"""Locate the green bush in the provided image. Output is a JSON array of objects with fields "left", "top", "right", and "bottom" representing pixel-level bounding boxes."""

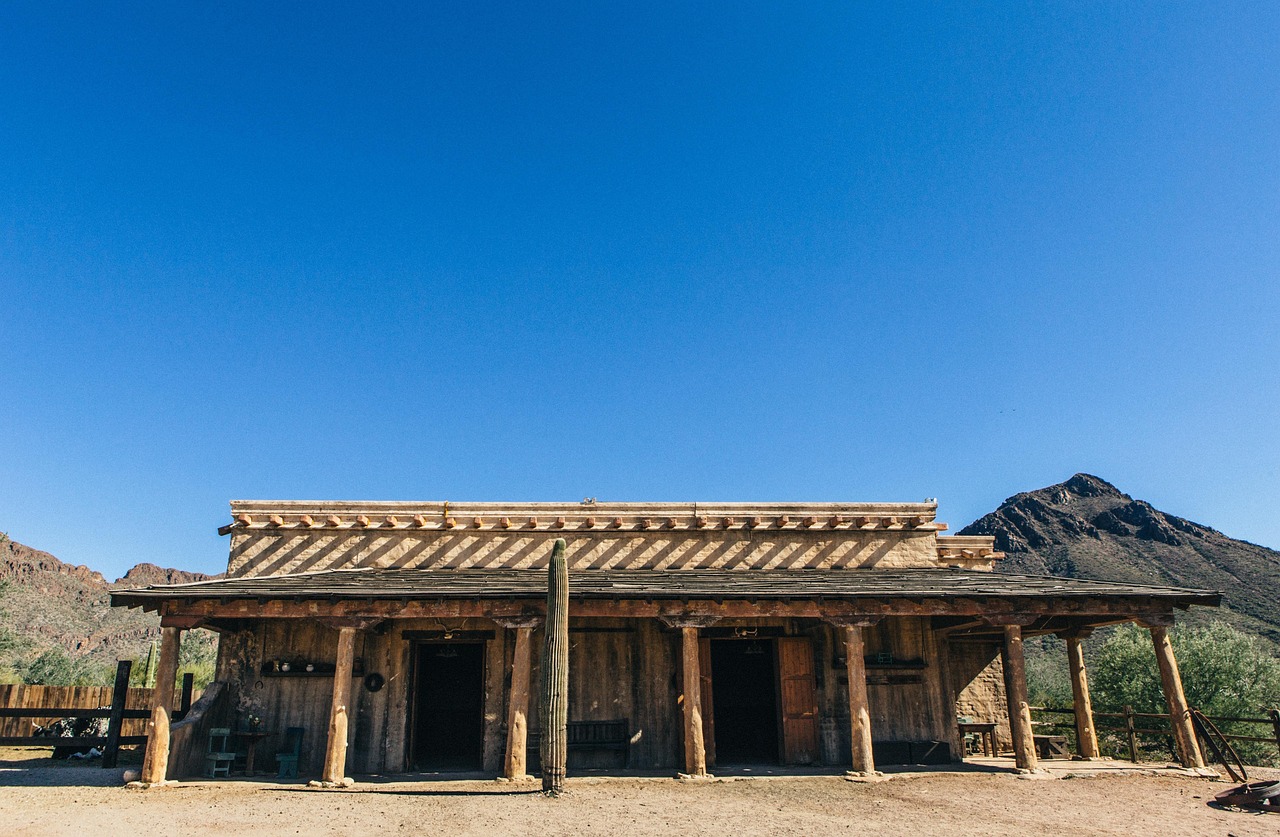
[
  {"left": 16, "top": 647, "right": 112, "bottom": 686},
  {"left": 1091, "top": 622, "right": 1280, "bottom": 765}
]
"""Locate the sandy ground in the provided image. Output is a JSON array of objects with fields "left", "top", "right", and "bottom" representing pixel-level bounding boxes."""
[{"left": 1, "top": 751, "right": 1277, "bottom": 837}]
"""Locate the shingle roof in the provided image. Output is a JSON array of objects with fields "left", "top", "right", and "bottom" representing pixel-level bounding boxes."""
[{"left": 110, "top": 567, "right": 1220, "bottom": 607}]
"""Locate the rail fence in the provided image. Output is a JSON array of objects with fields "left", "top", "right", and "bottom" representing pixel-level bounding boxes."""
[
  {"left": 0, "top": 660, "right": 198, "bottom": 767},
  {"left": 1031, "top": 704, "right": 1280, "bottom": 765}
]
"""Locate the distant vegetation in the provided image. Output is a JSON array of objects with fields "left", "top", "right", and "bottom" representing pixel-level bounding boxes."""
[{"left": 1027, "top": 620, "right": 1280, "bottom": 767}]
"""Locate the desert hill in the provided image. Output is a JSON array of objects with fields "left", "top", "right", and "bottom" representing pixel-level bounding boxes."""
[
  {"left": 0, "top": 535, "right": 218, "bottom": 681},
  {"left": 960, "top": 473, "right": 1280, "bottom": 645}
]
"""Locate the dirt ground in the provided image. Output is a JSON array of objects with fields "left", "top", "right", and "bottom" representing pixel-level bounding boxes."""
[{"left": 1, "top": 751, "right": 1277, "bottom": 837}]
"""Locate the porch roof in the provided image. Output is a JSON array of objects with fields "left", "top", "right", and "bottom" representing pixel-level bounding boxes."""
[{"left": 110, "top": 567, "right": 1220, "bottom": 610}]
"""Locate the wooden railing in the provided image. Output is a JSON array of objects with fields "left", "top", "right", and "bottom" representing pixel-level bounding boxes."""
[
  {"left": 1031, "top": 705, "right": 1280, "bottom": 764},
  {"left": 0, "top": 660, "right": 198, "bottom": 768}
]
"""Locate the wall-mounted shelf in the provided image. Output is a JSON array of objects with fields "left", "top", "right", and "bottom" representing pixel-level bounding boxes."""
[
  {"left": 259, "top": 659, "right": 364, "bottom": 678},
  {"left": 864, "top": 658, "right": 926, "bottom": 670}
]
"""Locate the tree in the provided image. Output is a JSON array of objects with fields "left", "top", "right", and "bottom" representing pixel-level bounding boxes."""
[{"left": 1090, "top": 621, "right": 1280, "bottom": 766}]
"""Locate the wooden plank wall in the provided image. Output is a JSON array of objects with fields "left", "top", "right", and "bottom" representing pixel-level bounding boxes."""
[
  {"left": 805, "top": 617, "right": 957, "bottom": 763},
  {"left": 0, "top": 684, "right": 154, "bottom": 738},
  {"left": 526, "top": 618, "right": 679, "bottom": 770},
  {"left": 216, "top": 614, "right": 963, "bottom": 776}
]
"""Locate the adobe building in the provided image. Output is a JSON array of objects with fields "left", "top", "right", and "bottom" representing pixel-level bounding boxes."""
[{"left": 111, "top": 499, "right": 1219, "bottom": 784}]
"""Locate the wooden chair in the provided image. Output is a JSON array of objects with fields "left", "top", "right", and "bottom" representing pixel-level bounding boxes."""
[
  {"left": 275, "top": 727, "right": 304, "bottom": 780},
  {"left": 205, "top": 728, "right": 237, "bottom": 778}
]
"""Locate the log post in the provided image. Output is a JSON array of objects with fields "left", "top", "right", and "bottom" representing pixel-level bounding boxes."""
[
  {"left": 680, "top": 626, "right": 707, "bottom": 777},
  {"left": 827, "top": 616, "right": 880, "bottom": 775},
  {"left": 1000, "top": 623, "right": 1038, "bottom": 771},
  {"left": 1146, "top": 621, "right": 1203, "bottom": 768},
  {"left": 140, "top": 626, "right": 182, "bottom": 784},
  {"left": 103, "top": 659, "right": 133, "bottom": 769},
  {"left": 322, "top": 626, "right": 358, "bottom": 785},
  {"left": 1062, "top": 631, "right": 1100, "bottom": 758},
  {"left": 844, "top": 625, "right": 875, "bottom": 774},
  {"left": 660, "top": 615, "right": 718, "bottom": 777},
  {"left": 498, "top": 618, "right": 540, "bottom": 780},
  {"left": 177, "top": 672, "right": 195, "bottom": 721}
]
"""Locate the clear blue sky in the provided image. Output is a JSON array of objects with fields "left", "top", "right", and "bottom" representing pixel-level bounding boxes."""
[{"left": 2, "top": 3, "right": 1277, "bottom": 579}]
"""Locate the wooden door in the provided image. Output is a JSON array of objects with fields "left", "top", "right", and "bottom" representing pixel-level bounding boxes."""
[
  {"left": 699, "top": 638, "right": 716, "bottom": 767},
  {"left": 776, "top": 637, "right": 819, "bottom": 764}
]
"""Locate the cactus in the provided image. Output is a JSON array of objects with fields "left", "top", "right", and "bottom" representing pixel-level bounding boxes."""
[
  {"left": 539, "top": 538, "right": 569, "bottom": 794},
  {"left": 142, "top": 640, "right": 158, "bottom": 688}
]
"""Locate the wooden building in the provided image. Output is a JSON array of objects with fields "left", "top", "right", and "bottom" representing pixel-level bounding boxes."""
[{"left": 111, "top": 500, "right": 1220, "bottom": 783}]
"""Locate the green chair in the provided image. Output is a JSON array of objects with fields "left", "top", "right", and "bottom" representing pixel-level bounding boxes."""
[
  {"left": 275, "top": 727, "right": 304, "bottom": 780},
  {"left": 205, "top": 728, "right": 237, "bottom": 778}
]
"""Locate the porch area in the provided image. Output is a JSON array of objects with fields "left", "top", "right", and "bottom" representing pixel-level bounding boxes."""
[{"left": 110, "top": 566, "right": 1219, "bottom": 784}]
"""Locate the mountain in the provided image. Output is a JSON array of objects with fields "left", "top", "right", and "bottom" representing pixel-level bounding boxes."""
[
  {"left": 0, "top": 535, "right": 219, "bottom": 680},
  {"left": 960, "top": 474, "right": 1280, "bottom": 645}
]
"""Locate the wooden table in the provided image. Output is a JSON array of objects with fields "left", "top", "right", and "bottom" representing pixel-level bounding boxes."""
[
  {"left": 233, "top": 730, "right": 272, "bottom": 775},
  {"left": 958, "top": 722, "right": 997, "bottom": 757}
]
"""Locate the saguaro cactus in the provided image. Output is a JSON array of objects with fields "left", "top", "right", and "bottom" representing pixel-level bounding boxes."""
[{"left": 539, "top": 537, "right": 569, "bottom": 794}]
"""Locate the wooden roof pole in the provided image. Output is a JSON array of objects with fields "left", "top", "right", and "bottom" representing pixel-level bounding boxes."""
[
  {"left": 999, "top": 623, "right": 1039, "bottom": 772},
  {"left": 661, "top": 616, "right": 718, "bottom": 778},
  {"left": 680, "top": 626, "right": 708, "bottom": 777},
  {"left": 1060, "top": 629, "right": 1100, "bottom": 759},
  {"left": 833, "top": 619, "right": 882, "bottom": 777},
  {"left": 1144, "top": 619, "right": 1204, "bottom": 768},
  {"left": 496, "top": 617, "right": 541, "bottom": 781},
  {"left": 321, "top": 626, "right": 357, "bottom": 786},
  {"left": 139, "top": 626, "right": 181, "bottom": 785}
]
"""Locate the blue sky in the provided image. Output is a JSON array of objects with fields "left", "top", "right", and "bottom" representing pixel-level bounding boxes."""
[{"left": 2, "top": 3, "right": 1277, "bottom": 579}]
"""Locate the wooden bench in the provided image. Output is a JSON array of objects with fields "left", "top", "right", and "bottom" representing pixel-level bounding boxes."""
[
  {"left": 1033, "top": 734, "right": 1070, "bottom": 759},
  {"left": 528, "top": 719, "right": 630, "bottom": 756}
]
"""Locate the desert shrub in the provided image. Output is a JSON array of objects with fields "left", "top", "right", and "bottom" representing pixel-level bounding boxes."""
[
  {"left": 16, "top": 648, "right": 112, "bottom": 686},
  {"left": 1090, "top": 621, "right": 1280, "bottom": 767}
]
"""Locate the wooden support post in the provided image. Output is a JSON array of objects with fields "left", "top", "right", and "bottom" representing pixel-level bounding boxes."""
[
  {"left": 1266, "top": 708, "right": 1280, "bottom": 759},
  {"left": 1124, "top": 705, "right": 1139, "bottom": 763},
  {"left": 1064, "top": 635, "right": 1100, "bottom": 759},
  {"left": 843, "top": 625, "right": 876, "bottom": 774},
  {"left": 680, "top": 626, "right": 707, "bottom": 777},
  {"left": 140, "top": 627, "right": 181, "bottom": 784},
  {"left": 177, "top": 672, "right": 195, "bottom": 721},
  {"left": 502, "top": 623, "right": 537, "bottom": 779},
  {"left": 1147, "top": 623, "right": 1203, "bottom": 768},
  {"left": 1000, "top": 624, "right": 1038, "bottom": 771},
  {"left": 102, "top": 659, "right": 132, "bottom": 769},
  {"left": 322, "top": 626, "right": 358, "bottom": 785}
]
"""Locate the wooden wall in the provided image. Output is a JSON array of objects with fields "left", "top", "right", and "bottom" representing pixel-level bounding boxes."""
[{"left": 215, "top": 614, "right": 966, "bottom": 777}]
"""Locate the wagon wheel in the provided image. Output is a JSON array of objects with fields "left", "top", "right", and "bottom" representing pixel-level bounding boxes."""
[
  {"left": 1190, "top": 708, "right": 1246, "bottom": 784},
  {"left": 1214, "top": 780, "right": 1280, "bottom": 811}
]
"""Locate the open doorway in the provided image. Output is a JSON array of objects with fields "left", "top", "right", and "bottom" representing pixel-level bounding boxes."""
[
  {"left": 708, "top": 639, "right": 780, "bottom": 764},
  {"left": 410, "top": 642, "right": 484, "bottom": 771}
]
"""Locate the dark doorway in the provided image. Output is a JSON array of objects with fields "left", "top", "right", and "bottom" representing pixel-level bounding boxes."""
[
  {"left": 410, "top": 642, "right": 484, "bottom": 771},
  {"left": 709, "top": 639, "right": 779, "bottom": 764}
]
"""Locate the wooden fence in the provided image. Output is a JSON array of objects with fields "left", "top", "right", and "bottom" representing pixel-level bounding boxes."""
[
  {"left": 1031, "top": 705, "right": 1280, "bottom": 764},
  {"left": 0, "top": 660, "right": 199, "bottom": 767},
  {"left": 0, "top": 684, "right": 154, "bottom": 738}
]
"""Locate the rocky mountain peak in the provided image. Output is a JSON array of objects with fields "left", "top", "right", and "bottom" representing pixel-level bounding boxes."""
[
  {"left": 1061, "top": 473, "right": 1125, "bottom": 499},
  {"left": 113, "top": 562, "right": 215, "bottom": 588},
  {"left": 960, "top": 475, "right": 1280, "bottom": 645}
]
